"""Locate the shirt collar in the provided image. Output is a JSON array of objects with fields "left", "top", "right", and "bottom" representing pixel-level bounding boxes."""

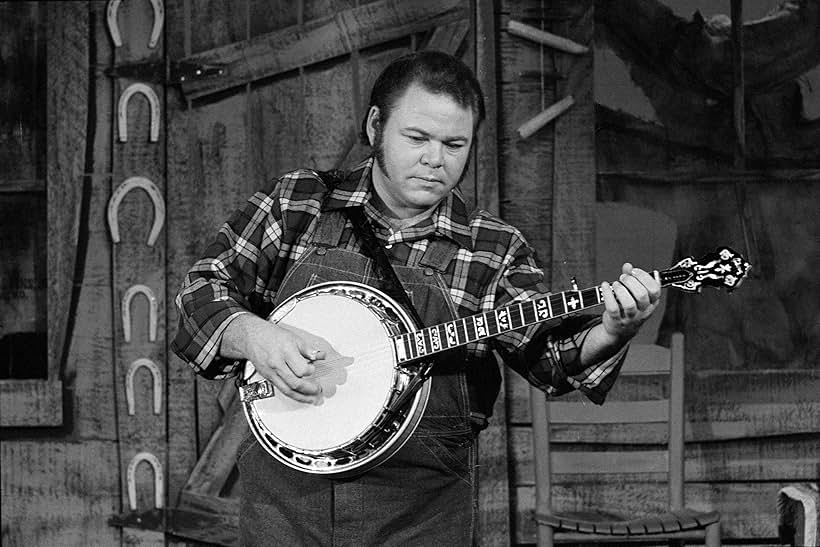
[{"left": 322, "top": 156, "right": 473, "bottom": 250}]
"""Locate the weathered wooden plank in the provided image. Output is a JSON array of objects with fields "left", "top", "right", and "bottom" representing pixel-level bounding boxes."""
[
  {"left": 109, "top": 1, "right": 169, "bottom": 538},
  {"left": 550, "top": 0, "right": 594, "bottom": 289},
  {"left": 510, "top": 427, "right": 820, "bottom": 484},
  {"left": 68, "top": 0, "right": 118, "bottom": 441},
  {"left": 4, "top": 0, "right": 87, "bottom": 429},
  {"left": 180, "top": 0, "right": 468, "bottom": 99},
  {"left": 0, "top": 380, "right": 62, "bottom": 426},
  {"left": 183, "top": 392, "right": 248, "bottom": 496},
  {"left": 474, "top": 0, "right": 500, "bottom": 217},
  {"left": 170, "top": 491, "right": 239, "bottom": 546},
  {"left": 165, "top": 0, "right": 252, "bottom": 514},
  {"left": 508, "top": 369, "right": 820, "bottom": 440},
  {"left": 474, "top": 4, "right": 507, "bottom": 544},
  {"left": 498, "top": 81, "right": 555, "bottom": 264},
  {"left": 46, "top": 0, "right": 87, "bottom": 405},
  {"left": 302, "top": 60, "right": 361, "bottom": 170},
  {"left": 425, "top": 18, "right": 470, "bottom": 56},
  {"left": 0, "top": 440, "right": 120, "bottom": 546},
  {"left": 514, "top": 481, "right": 793, "bottom": 542}
]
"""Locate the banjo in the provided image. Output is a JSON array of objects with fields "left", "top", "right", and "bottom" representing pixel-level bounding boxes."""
[{"left": 239, "top": 246, "right": 751, "bottom": 477}]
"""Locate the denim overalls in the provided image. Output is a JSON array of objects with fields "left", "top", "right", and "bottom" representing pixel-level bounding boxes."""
[{"left": 236, "top": 207, "right": 478, "bottom": 546}]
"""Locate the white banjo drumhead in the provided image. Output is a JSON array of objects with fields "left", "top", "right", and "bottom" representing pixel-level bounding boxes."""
[{"left": 247, "top": 290, "right": 396, "bottom": 452}]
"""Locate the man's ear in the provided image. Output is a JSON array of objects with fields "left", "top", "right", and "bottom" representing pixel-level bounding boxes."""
[{"left": 365, "top": 106, "right": 380, "bottom": 147}]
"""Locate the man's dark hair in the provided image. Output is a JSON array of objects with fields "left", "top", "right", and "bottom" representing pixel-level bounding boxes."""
[{"left": 360, "top": 50, "right": 486, "bottom": 145}]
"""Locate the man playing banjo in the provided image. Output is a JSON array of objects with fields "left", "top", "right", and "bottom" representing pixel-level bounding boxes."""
[{"left": 172, "top": 51, "right": 661, "bottom": 545}]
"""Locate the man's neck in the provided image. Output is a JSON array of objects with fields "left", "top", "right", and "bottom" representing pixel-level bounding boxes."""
[{"left": 370, "top": 191, "right": 436, "bottom": 231}]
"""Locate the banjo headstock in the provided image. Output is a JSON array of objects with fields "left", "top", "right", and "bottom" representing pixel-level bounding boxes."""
[{"left": 659, "top": 246, "right": 752, "bottom": 293}]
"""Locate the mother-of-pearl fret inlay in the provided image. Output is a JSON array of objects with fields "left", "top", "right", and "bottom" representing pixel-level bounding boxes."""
[
  {"left": 415, "top": 331, "right": 425, "bottom": 354},
  {"left": 496, "top": 309, "right": 510, "bottom": 329},
  {"left": 445, "top": 323, "right": 458, "bottom": 345},
  {"left": 474, "top": 315, "right": 488, "bottom": 337},
  {"left": 430, "top": 327, "right": 442, "bottom": 351},
  {"left": 535, "top": 298, "right": 550, "bottom": 319}
]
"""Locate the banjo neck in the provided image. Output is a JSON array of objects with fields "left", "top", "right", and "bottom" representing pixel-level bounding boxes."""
[
  {"left": 393, "top": 281, "right": 607, "bottom": 364},
  {"left": 393, "top": 246, "right": 752, "bottom": 364}
]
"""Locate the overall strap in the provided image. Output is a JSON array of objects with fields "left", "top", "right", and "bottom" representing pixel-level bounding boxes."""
[
  {"left": 310, "top": 210, "right": 347, "bottom": 248},
  {"left": 419, "top": 237, "right": 459, "bottom": 273},
  {"left": 310, "top": 169, "right": 349, "bottom": 248},
  {"left": 343, "top": 207, "right": 426, "bottom": 329}
]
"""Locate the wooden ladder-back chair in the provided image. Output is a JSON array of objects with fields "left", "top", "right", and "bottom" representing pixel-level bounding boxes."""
[{"left": 530, "top": 333, "right": 721, "bottom": 545}]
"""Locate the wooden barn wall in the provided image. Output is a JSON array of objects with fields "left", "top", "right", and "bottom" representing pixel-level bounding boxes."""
[
  {"left": 499, "top": 0, "right": 820, "bottom": 544},
  {"left": 2, "top": 0, "right": 818, "bottom": 546},
  {"left": 2, "top": 1, "right": 121, "bottom": 546}
]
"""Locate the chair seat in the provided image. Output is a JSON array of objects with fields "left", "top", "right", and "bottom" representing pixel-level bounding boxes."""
[{"left": 535, "top": 508, "right": 721, "bottom": 536}]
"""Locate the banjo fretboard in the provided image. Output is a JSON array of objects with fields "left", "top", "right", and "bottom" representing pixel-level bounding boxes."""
[
  {"left": 393, "top": 286, "right": 604, "bottom": 363},
  {"left": 392, "top": 244, "right": 751, "bottom": 364}
]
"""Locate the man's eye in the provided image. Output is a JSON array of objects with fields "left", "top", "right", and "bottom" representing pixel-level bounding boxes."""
[
  {"left": 446, "top": 143, "right": 464, "bottom": 150},
  {"left": 408, "top": 135, "right": 426, "bottom": 143}
]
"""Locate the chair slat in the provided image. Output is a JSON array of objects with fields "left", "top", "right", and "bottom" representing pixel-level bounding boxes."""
[
  {"left": 551, "top": 449, "right": 668, "bottom": 475},
  {"left": 549, "top": 400, "right": 668, "bottom": 424},
  {"left": 619, "top": 344, "right": 672, "bottom": 375}
]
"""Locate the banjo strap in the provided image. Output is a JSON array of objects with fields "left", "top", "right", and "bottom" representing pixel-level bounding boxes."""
[
  {"left": 344, "top": 207, "right": 426, "bottom": 327},
  {"left": 317, "top": 169, "right": 428, "bottom": 330}
]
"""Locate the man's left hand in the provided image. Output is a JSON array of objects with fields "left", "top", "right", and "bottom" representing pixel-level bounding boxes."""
[{"left": 600, "top": 263, "right": 662, "bottom": 342}]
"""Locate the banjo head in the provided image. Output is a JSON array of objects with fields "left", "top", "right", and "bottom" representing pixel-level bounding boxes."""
[{"left": 241, "top": 281, "right": 430, "bottom": 476}]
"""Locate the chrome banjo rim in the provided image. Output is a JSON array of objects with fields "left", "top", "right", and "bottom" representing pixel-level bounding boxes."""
[{"left": 242, "top": 281, "right": 431, "bottom": 477}]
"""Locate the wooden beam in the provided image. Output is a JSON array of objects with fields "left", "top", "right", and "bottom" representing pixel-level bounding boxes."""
[
  {"left": 0, "top": 380, "right": 63, "bottom": 427},
  {"left": 598, "top": 169, "right": 820, "bottom": 184},
  {"left": 169, "top": 491, "right": 238, "bottom": 546},
  {"left": 180, "top": 0, "right": 468, "bottom": 99},
  {"left": 474, "top": 1, "right": 507, "bottom": 543},
  {"left": 508, "top": 369, "right": 820, "bottom": 441},
  {"left": 731, "top": 0, "right": 746, "bottom": 165},
  {"left": 510, "top": 428, "right": 820, "bottom": 484}
]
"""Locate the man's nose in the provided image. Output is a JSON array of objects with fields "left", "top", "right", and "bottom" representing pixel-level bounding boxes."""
[{"left": 421, "top": 142, "right": 444, "bottom": 168}]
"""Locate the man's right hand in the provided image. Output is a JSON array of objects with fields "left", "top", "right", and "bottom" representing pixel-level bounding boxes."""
[{"left": 222, "top": 313, "right": 327, "bottom": 404}]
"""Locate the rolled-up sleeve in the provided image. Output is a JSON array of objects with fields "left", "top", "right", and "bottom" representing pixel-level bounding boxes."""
[
  {"left": 491, "top": 235, "right": 628, "bottom": 405},
  {"left": 171, "top": 187, "right": 284, "bottom": 379}
]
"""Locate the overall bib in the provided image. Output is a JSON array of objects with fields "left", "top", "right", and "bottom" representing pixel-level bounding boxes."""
[{"left": 236, "top": 208, "right": 477, "bottom": 546}]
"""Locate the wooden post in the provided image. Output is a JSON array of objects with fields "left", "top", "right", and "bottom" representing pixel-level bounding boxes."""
[
  {"left": 109, "top": 0, "right": 168, "bottom": 543},
  {"left": 474, "top": 3, "right": 509, "bottom": 544}
]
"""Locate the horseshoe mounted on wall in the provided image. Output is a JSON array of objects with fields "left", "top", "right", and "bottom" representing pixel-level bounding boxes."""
[
  {"left": 126, "top": 451, "right": 164, "bottom": 510},
  {"left": 125, "top": 358, "right": 162, "bottom": 415},
  {"left": 121, "top": 284, "right": 158, "bottom": 343},
  {"left": 117, "top": 83, "right": 160, "bottom": 142},
  {"left": 107, "top": 176, "right": 165, "bottom": 247},
  {"left": 107, "top": 0, "right": 164, "bottom": 49}
]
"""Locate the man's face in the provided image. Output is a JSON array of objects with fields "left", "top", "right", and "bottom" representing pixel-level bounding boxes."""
[{"left": 367, "top": 83, "right": 474, "bottom": 219}]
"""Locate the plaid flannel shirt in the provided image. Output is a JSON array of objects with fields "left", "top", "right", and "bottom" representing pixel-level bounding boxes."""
[{"left": 172, "top": 157, "right": 627, "bottom": 403}]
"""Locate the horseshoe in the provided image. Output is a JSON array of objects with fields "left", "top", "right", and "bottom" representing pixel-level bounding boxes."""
[
  {"left": 117, "top": 83, "right": 160, "bottom": 142},
  {"left": 107, "top": 176, "right": 165, "bottom": 247},
  {"left": 126, "top": 451, "right": 164, "bottom": 510},
  {"left": 121, "top": 284, "right": 158, "bottom": 343},
  {"left": 107, "top": 0, "right": 164, "bottom": 49},
  {"left": 125, "top": 358, "right": 162, "bottom": 416}
]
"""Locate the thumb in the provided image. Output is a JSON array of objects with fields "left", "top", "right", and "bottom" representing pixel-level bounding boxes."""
[{"left": 294, "top": 335, "right": 326, "bottom": 362}]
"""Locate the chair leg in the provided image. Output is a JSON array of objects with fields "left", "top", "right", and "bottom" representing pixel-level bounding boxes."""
[
  {"left": 705, "top": 521, "right": 721, "bottom": 547},
  {"left": 536, "top": 523, "right": 554, "bottom": 547}
]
